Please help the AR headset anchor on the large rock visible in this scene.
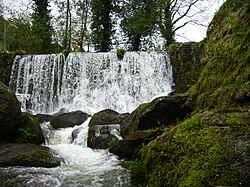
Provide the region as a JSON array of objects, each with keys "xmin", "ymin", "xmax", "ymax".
[
  {"xmin": 121, "ymin": 93, "xmax": 191, "ymax": 137},
  {"xmin": 0, "ymin": 143, "xmax": 60, "ymax": 168},
  {"xmin": 88, "ymin": 109, "xmax": 130, "ymax": 127},
  {"xmin": 140, "ymin": 111, "xmax": 250, "ymax": 186},
  {"xmin": 168, "ymin": 42, "xmax": 205, "ymax": 93},
  {"xmin": 50, "ymin": 110, "xmax": 90, "ymax": 129},
  {"xmin": 87, "ymin": 109, "xmax": 130, "ymax": 149},
  {"xmin": 0, "ymin": 82, "xmax": 22, "ymax": 143},
  {"xmin": 110, "ymin": 129, "xmax": 163, "ymax": 159},
  {"xmin": 17, "ymin": 112, "xmax": 45, "ymax": 144},
  {"xmin": 36, "ymin": 114, "xmax": 53, "ymax": 123}
]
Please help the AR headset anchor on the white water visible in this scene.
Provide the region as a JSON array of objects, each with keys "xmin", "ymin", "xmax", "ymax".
[
  {"xmin": 4, "ymin": 51, "xmax": 173, "ymax": 186},
  {"xmin": 10, "ymin": 52, "xmax": 173, "ymax": 114}
]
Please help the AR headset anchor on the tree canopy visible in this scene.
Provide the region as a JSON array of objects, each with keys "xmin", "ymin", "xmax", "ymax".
[{"xmin": 0, "ymin": 0, "xmax": 224, "ymax": 53}]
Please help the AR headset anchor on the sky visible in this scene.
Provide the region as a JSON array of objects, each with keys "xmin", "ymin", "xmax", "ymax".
[{"xmin": 3, "ymin": 0, "xmax": 225, "ymax": 43}]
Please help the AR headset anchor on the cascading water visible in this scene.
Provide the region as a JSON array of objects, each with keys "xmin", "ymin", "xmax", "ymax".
[
  {"xmin": 10, "ymin": 52, "xmax": 173, "ymax": 114},
  {"xmin": 3, "ymin": 51, "xmax": 174, "ymax": 186}
]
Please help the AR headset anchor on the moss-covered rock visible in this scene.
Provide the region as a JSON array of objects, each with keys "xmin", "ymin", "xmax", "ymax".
[
  {"xmin": 188, "ymin": 0, "xmax": 250, "ymax": 111},
  {"xmin": 16, "ymin": 112, "xmax": 45, "ymax": 144},
  {"xmin": 140, "ymin": 115, "xmax": 249, "ymax": 186},
  {"xmin": 0, "ymin": 51, "xmax": 26, "ymax": 86},
  {"xmin": 0, "ymin": 143, "xmax": 60, "ymax": 168},
  {"xmin": 110, "ymin": 129, "xmax": 164, "ymax": 159},
  {"xmin": 168, "ymin": 42, "xmax": 205, "ymax": 93},
  {"xmin": 0, "ymin": 82, "xmax": 22, "ymax": 143},
  {"xmin": 121, "ymin": 93, "xmax": 191, "ymax": 137}
]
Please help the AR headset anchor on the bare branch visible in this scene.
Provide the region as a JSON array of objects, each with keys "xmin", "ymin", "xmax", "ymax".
[
  {"xmin": 172, "ymin": 0, "xmax": 199, "ymax": 26},
  {"xmin": 173, "ymin": 20, "xmax": 193, "ymax": 32}
]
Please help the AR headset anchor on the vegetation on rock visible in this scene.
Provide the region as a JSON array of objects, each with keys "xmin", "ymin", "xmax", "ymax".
[
  {"xmin": 140, "ymin": 114, "xmax": 249, "ymax": 186},
  {"xmin": 118, "ymin": 0, "xmax": 250, "ymax": 186},
  {"xmin": 16, "ymin": 112, "xmax": 45, "ymax": 144},
  {"xmin": 188, "ymin": 0, "xmax": 250, "ymax": 111},
  {"xmin": 0, "ymin": 143, "xmax": 60, "ymax": 168}
]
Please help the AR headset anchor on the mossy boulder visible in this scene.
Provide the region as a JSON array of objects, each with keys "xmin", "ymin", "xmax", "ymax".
[
  {"xmin": 16, "ymin": 112, "xmax": 45, "ymax": 144},
  {"xmin": 168, "ymin": 42, "xmax": 205, "ymax": 93},
  {"xmin": 0, "ymin": 82, "xmax": 22, "ymax": 143},
  {"xmin": 0, "ymin": 143, "xmax": 60, "ymax": 168},
  {"xmin": 121, "ymin": 93, "xmax": 191, "ymax": 137},
  {"xmin": 0, "ymin": 51, "xmax": 26, "ymax": 86},
  {"xmin": 87, "ymin": 109, "xmax": 130, "ymax": 149},
  {"xmin": 110, "ymin": 129, "xmax": 164, "ymax": 159},
  {"xmin": 140, "ymin": 115, "xmax": 250, "ymax": 186},
  {"xmin": 188, "ymin": 0, "xmax": 250, "ymax": 111},
  {"xmin": 50, "ymin": 110, "xmax": 90, "ymax": 129}
]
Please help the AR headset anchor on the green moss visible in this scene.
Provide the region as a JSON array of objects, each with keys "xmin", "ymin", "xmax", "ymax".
[
  {"xmin": 189, "ymin": 0, "xmax": 250, "ymax": 111},
  {"xmin": 117, "ymin": 48, "xmax": 126, "ymax": 60},
  {"xmin": 168, "ymin": 42, "xmax": 205, "ymax": 93},
  {"xmin": 136, "ymin": 102, "xmax": 149, "ymax": 113},
  {"xmin": 122, "ymin": 159, "xmax": 146, "ymax": 186},
  {"xmin": 140, "ymin": 115, "xmax": 245, "ymax": 186}
]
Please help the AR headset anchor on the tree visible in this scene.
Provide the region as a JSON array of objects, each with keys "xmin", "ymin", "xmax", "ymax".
[
  {"xmin": 91, "ymin": 0, "xmax": 113, "ymax": 52},
  {"xmin": 118, "ymin": 0, "xmax": 158, "ymax": 50},
  {"xmin": 0, "ymin": 0, "xmax": 3, "ymax": 17},
  {"xmin": 75, "ymin": 0, "xmax": 90, "ymax": 52},
  {"xmin": 118, "ymin": 0, "xmax": 215, "ymax": 49},
  {"xmin": 32, "ymin": 0, "xmax": 53, "ymax": 53}
]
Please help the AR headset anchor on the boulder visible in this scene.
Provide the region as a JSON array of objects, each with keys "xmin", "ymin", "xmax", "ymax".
[
  {"xmin": 36, "ymin": 114, "xmax": 53, "ymax": 123},
  {"xmin": 88, "ymin": 134, "xmax": 118, "ymax": 149},
  {"xmin": 88, "ymin": 109, "xmax": 130, "ymax": 127},
  {"xmin": 0, "ymin": 82, "xmax": 22, "ymax": 143},
  {"xmin": 121, "ymin": 93, "xmax": 191, "ymax": 137},
  {"xmin": 50, "ymin": 110, "xmax": 90, "ymax": 129},
  {"xmin": 0, "ymin": 143, "xmax": 60, "ymax": 168},
  {"xmin": 17, "ymin": 112, "xmax": 45, "ymax": 144},
  {"xmin": 87, "ymin": 109, "xmax": 130, "ymax": 149},
  {"xmin": 110, "ymin": 129, "xmax": 164, "ymax": 159}
]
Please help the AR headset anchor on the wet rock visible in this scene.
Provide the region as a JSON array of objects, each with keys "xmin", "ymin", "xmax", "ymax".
[
  {"xmin": 0, "ymin": 143, "xmax": 60, "ymax": 168},
  {"xmin": 121, "ymin": 93, "xmax": 191, "ymax": 137},
  {"xmin": 17, "ymin": 112, "xmax": 45, "ymax": 144},
  {"xmin": 110, "ymin": 129, "xmax": 164, "ymax": 159},
  {"xmin": 36, "ymin": 114, "xmax": 53, "ymax": 123},
  {"xmin": 72, "ymin": 127, "xmax": 84, "ymax": 141},
  {"xmin": 88, "ymin": 109, "xmax": 130, "ymax": 127},
  {"xmin": 87, "ymin": 109, "xmax": 129, "ymax": 149},
  {"xmin": 50, "ymin": 110, "xmax": 91, "ymax": 129},
  {"xmin": 88, "ymin": 134, "xmax": 118, "ymax": 149},
  {"xmin": 0, "ymin": 82, "xmax": 22, "ymax": 143}
]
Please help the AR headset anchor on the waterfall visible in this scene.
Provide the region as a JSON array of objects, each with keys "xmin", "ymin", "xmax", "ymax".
[
  {"xmin": 10, "ymin": 52, "xmax": 173, "ymax": 114},
  {"xmin": 5, "ymin": 51, "xmax": 174, "ymax": 186}
]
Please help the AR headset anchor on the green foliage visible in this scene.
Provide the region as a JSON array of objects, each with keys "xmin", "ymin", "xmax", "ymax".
[
  {"xmin": 18, "ymin": 127, "xmax": 36, "ymax": 143},
  {"xmin": 119, "ymin": 0, "xmax": 158, "ymax": 50},
  {"xmin": 116, "ymin": 48, "xmax": 125, "ymax": 60},
  {"xmin": 31, "ymin": 0, "xmax": 53, "ymax": 53},
  {"xmin": 91, "ymin": 0, "xmax": 113, "ymax": 52}
]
